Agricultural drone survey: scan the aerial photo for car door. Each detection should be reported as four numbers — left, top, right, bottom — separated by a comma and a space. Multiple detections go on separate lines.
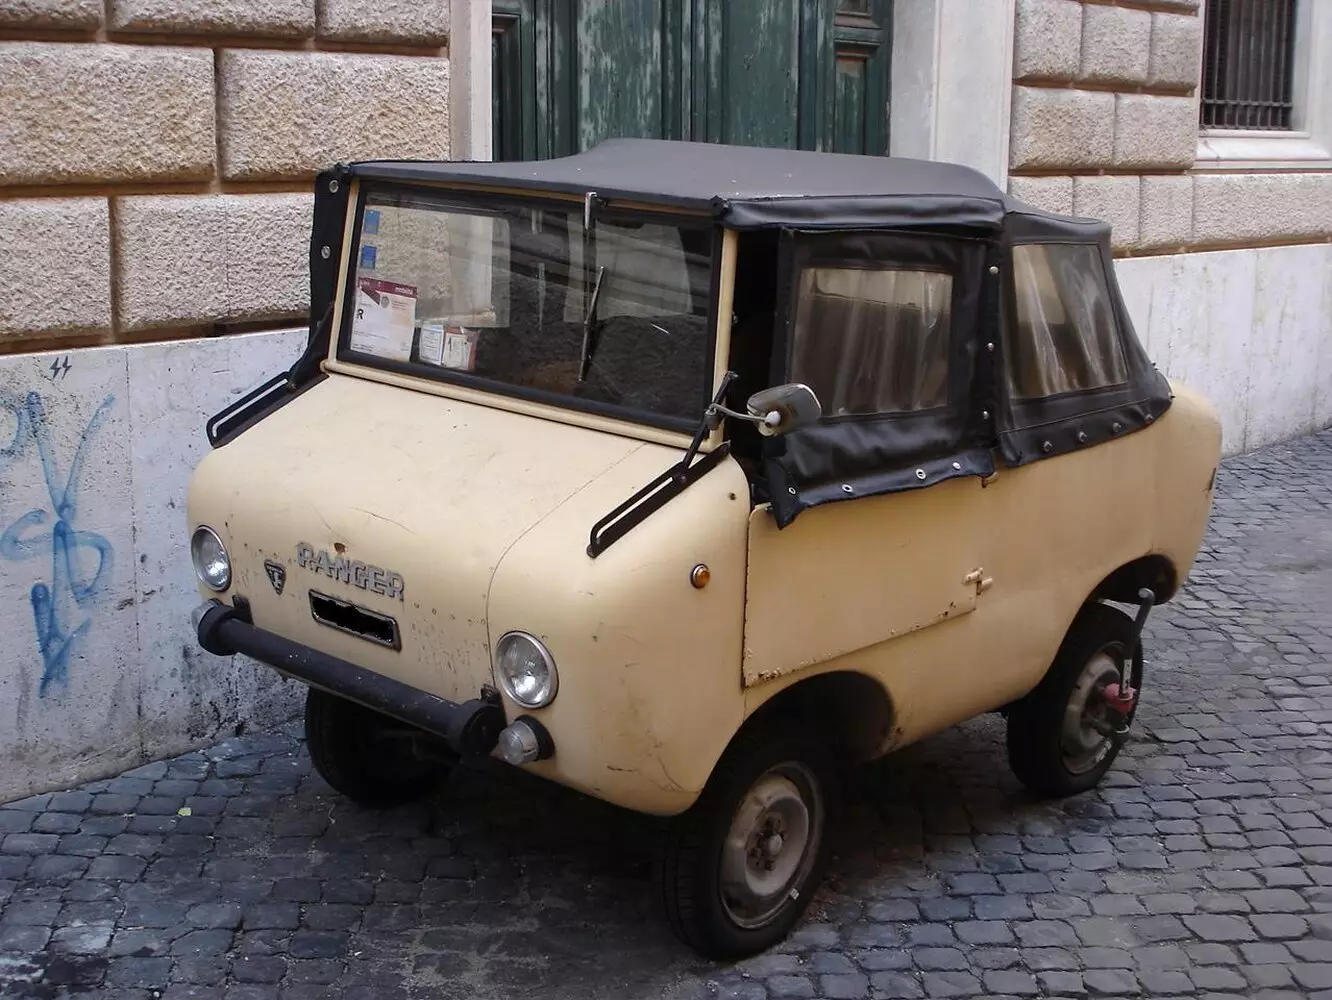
742, 476, 985, 687
741, 233, 994, 695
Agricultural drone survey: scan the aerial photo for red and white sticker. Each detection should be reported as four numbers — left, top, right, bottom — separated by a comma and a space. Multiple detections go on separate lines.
350, 278, 417, 362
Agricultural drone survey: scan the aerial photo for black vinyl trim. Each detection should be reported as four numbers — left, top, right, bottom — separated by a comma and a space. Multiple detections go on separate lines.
762, 228, 991, 528
205, 165, 352, 449
206, 371, 328, 449
718, 194, 1004, 232
972, 244, 1005, 447
993, 234, 1172, 467
775, 447, 996, 512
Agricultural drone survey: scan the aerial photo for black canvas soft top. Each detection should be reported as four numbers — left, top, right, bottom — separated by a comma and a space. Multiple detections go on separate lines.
209, 143, 1166, 535
344, 138, 1099, 235
1002, 197, 1110, 243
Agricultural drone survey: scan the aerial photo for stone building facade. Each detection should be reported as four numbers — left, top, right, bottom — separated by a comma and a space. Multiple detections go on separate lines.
0, 0, 1328, 796
1006, 0, 1332, 456
0, 0, 452, 349
1010, 0, 1331, 255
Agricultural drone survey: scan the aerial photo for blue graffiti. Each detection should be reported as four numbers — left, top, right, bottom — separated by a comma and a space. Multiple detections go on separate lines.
0, 390, 116, 697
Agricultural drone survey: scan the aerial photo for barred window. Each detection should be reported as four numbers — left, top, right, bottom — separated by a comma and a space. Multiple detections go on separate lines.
1201, 0, 1299, 130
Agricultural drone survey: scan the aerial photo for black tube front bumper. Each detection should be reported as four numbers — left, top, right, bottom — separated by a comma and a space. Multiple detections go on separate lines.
193, 599, 504, 758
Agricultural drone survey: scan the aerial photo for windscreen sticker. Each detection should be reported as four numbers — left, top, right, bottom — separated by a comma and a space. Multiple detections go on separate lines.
350, 278, 417, 362
441, 327, 479, 371
418, 321, 478, 371
359, 244, 377, 270
363, 210, 381, 236
418, 321, 445, 366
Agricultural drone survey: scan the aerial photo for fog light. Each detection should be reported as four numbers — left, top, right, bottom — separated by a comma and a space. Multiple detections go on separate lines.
495, 717, 553, 766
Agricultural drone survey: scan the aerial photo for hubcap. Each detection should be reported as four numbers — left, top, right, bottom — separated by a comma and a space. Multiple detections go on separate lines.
1061, 649, 1126, 775
719, 764, 821, 929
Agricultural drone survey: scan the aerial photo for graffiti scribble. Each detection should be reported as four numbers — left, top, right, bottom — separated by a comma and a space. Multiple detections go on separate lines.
0, 391, 116, 697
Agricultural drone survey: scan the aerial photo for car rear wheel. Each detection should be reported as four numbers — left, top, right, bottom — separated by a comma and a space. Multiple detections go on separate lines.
658, 731, 836, 959
1007, 602, 1142, 797
304, 688, 454, 808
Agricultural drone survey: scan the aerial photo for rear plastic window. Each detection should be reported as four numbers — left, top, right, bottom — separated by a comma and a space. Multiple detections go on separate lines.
1006, 244, 1128, 401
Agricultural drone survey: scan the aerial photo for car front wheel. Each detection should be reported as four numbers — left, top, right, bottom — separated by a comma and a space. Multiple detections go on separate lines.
304, 687, 455, 808
658, 732, 836, 959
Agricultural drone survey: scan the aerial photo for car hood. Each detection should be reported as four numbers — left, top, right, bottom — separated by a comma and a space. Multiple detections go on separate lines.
187, 373, 648, 699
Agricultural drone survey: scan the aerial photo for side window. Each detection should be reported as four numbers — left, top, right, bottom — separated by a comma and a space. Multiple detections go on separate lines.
790, 266, 953, 417
1006, 244, 1128, 401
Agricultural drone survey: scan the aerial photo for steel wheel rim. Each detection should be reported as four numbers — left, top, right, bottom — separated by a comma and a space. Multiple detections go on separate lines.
719, 763, 822, 929
1061, 648, 1124, 775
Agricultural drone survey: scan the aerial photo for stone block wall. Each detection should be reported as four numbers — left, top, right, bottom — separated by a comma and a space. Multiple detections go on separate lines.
0, 0, 450, 349
0, 3, 450, 796
1008, 0, 1332, 253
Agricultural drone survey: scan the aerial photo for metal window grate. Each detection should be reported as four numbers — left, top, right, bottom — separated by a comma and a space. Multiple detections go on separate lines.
1201, 0, 1298, 130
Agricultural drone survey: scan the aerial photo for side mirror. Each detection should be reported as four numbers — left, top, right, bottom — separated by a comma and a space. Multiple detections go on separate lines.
746, 383, 822, 437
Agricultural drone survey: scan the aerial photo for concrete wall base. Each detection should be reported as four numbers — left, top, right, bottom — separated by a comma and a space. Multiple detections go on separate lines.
1116, 244, 1332, 457
0, 329, 305, 802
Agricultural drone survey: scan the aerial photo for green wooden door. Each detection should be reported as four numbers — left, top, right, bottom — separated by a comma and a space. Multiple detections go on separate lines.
493, 0, 890, 162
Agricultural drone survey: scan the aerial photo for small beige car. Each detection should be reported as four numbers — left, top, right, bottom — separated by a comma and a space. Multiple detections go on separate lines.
188, 140, 1221, 958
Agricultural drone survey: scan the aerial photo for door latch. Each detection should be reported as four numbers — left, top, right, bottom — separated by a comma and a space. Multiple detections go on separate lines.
963, 568, 994, 595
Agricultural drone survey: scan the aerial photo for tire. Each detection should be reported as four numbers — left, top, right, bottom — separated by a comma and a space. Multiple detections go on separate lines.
658, 731, 837, 959
1007, 602, 1142, 798
304, 687, 454, 808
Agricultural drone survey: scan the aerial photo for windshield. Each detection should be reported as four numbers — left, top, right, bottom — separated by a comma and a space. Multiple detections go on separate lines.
337, 184, 718, 429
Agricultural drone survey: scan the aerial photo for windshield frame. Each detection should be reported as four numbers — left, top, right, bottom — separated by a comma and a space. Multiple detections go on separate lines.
330, 179, 725, 436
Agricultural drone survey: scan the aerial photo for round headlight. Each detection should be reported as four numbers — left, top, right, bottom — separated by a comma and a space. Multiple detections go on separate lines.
493, 631, 558, 709
191, 525, 231, 592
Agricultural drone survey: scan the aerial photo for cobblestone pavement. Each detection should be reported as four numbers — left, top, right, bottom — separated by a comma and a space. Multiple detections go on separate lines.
2, 430, 1332, 1000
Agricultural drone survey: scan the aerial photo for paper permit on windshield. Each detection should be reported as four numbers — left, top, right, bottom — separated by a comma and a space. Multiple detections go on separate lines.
419, 320, 478, 371
351, 278, 417, 362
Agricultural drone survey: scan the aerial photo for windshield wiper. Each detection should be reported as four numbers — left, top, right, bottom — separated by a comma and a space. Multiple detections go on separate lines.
577, 265, 606, 383
586, 373, 736, 558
